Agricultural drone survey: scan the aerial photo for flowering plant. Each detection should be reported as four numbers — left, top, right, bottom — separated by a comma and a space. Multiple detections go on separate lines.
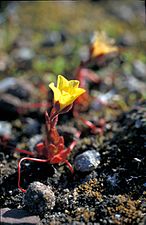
90, 31, 118, 58
18, 75, 85, 192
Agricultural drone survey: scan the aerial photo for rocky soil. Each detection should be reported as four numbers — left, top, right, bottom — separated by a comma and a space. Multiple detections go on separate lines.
0, 1, 146, 224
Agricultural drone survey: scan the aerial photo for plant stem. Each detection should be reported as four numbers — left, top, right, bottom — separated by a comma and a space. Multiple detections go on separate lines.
18, 157, 49, 193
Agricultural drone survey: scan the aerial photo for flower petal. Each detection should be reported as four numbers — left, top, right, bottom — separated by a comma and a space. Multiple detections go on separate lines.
91, 32, 118, 58
59, 93, 74, 110
69, 80, 79, 88
73, 87, 86, 98
57, 75, 69, 90
49, 82, 61, 102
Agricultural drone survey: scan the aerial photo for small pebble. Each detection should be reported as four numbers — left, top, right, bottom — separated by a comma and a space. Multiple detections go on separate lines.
41, 31, 66, 48
135, 119, 143, 129
28, 134, 43, 151
12, 47, 35, 70
115, 213, 121, 219
106, 173, 119, 188
13, 47, 35, 61
0, 121, 12, 137
133, 60, 146, 81
74, 150, 100, 172
24, 181, 55, 215
0, 77, 17, 92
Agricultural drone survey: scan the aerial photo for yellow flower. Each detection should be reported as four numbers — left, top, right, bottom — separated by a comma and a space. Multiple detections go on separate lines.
91, 31, 118, 58
49, 75, 86, 110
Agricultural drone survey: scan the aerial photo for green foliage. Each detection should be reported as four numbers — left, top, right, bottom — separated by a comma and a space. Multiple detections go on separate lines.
51, 56, 66, 74
33, 59, 50, 72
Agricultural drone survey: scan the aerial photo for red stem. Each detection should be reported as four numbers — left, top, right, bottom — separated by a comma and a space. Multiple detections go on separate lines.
75, 131, 81, 139
18, 157, 49, 193
69, 140, 77, 152
68, 131, 81, 151
15, 147, 34, 156
64, 160, 74, 173
0, 141, 34, 156
79, 117, 97, 132
17, 102, 51, 114
23, 102, 51, 109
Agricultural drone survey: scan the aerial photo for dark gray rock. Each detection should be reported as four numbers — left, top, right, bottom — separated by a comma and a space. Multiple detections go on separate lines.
0, 78, 36, 100
23, 118, 41, 137
41, 31, 67, 48
74, 150, 100, 172
11, 79, 36, 99
24, 182, 55, 215
0, 94, 22, 119
7, 85, 30, 100
0, 207, 40, 224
